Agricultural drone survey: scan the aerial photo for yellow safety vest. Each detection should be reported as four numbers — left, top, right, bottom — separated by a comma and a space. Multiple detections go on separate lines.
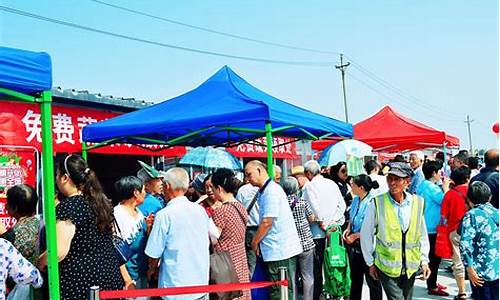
374, 192, 424, 278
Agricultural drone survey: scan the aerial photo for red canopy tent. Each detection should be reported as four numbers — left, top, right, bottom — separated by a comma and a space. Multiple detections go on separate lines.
313, 106, 460, 152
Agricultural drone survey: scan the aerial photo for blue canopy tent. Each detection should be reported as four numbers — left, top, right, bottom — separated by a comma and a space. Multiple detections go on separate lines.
83, 66, 353, 176
0, 46, 60, 299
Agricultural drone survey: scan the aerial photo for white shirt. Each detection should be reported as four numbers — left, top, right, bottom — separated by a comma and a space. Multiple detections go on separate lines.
258, 180, 303, 261
369, 173, 389, 197
303, 175, 346, 238
113, 204, 146, 244
145, 196, 209, 300
236, 183, 260, 227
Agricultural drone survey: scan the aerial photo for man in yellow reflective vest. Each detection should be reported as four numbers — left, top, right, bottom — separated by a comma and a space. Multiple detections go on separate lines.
360, 162, 431, 300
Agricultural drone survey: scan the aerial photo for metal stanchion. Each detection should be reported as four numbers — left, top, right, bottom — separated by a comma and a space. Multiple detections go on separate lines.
88, 286, 100, 300
279, 266, 289, 300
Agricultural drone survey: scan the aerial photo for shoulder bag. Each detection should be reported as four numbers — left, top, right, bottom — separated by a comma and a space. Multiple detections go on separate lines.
112, 219, 133, 266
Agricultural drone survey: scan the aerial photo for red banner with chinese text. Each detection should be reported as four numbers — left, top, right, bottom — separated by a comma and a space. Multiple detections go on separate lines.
0, 100, 299, 159
227, 137, 298, 159
0, 100, 186, 156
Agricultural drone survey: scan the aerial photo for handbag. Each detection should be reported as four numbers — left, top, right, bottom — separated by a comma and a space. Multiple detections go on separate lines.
323, 224, 351, 298
209, 250, 242, 300
435, 220, 453, 259
113, 219, 133, 265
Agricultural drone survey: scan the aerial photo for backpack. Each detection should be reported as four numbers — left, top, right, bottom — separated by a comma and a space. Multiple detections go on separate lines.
323, 224, 351, 298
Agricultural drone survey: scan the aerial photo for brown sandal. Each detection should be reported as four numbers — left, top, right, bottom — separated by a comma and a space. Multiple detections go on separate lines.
453, 293, 467, 299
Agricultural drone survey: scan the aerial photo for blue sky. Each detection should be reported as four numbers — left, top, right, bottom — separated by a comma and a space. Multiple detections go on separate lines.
1, 0, 498, 150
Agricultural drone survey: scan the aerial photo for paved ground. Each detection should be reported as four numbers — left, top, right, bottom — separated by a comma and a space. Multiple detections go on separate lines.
360, 262, 472, 299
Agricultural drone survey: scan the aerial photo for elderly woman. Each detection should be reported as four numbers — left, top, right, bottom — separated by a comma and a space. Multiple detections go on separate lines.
460, 181, 499, 300
114, 176, 152, 297
0, 184, 41, 299
282, 176, 315, 300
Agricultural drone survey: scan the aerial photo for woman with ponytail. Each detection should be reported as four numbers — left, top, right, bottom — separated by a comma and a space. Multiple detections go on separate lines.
211, 169, 250, 300
342, 174, 383, 300
39, 154, 123, 299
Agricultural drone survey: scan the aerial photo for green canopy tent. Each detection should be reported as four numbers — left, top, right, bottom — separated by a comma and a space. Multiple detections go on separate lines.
0, 46, 60, 298
83, 66, 353, 176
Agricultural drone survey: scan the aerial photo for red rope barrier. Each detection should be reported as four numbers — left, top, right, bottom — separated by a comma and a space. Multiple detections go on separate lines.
99, 280, 288, 299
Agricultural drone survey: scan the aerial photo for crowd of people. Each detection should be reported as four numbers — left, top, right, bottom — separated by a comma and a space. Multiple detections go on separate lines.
0, 148, 498, 300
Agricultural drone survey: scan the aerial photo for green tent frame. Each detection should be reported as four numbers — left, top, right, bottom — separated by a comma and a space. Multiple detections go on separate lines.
0, 88, 60, 299
82, 121, 338, 178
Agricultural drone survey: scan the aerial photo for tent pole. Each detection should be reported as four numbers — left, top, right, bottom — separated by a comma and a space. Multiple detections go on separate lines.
265, 122, 275, 179
82, 142, 88, 161
39, 91, 61, 300
443, 142, 448, 176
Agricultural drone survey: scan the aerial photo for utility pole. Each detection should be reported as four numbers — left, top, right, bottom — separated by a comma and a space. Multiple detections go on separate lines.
465, 115, 474, 153
336, 54, 350, 123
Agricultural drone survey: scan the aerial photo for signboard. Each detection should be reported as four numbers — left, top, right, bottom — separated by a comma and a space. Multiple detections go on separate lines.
0, 147, 38, 229
0, 100, 186, 156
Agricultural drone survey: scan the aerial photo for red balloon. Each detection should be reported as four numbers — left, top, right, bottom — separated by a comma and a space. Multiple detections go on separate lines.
493, 122, 499, 134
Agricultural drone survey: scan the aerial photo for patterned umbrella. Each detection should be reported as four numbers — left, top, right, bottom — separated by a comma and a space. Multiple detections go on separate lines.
318, 139, 372, 175
179, 146, 242, 170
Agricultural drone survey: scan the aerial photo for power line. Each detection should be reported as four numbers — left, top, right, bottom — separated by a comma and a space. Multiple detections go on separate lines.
346, 71, 461, 123
344, 54, 464, 119
89, 0, 340, 56
0, 5, 334, 67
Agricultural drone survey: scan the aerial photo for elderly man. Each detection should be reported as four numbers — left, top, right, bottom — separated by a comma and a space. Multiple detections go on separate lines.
471, 149, 499, 208
274, 165, 282, 183
452, 152, 469, 170
137, 160, 165, 217
408, 151, 425, 194
245, 160, 302, 300
302, 160, 346, 300
361, 162, 431, 300
145, 168, 210, 300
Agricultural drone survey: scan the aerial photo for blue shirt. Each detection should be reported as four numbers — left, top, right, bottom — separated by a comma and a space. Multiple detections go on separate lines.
460, 203, 499, 281
138, 193, 164, 217
258, 180, 303, 261
349, 193, 373, 233
416, 180, 444, 234
145, 196, 209, 300
409, 167, 424, 194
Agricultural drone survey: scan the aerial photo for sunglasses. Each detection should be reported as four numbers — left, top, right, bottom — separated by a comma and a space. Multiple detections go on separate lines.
340, 168, 347, 174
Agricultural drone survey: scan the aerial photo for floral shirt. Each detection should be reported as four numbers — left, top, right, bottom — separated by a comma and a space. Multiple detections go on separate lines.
0, 238, 43, 300
459, 203, 499, 281
1, 216, 40, 265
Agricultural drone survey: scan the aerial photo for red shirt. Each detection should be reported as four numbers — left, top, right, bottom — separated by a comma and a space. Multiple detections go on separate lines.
440, 183, 468, 232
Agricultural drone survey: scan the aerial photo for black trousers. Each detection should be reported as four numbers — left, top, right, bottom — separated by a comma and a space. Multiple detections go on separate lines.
427, 233, 441, 289
313, 238, 325, 300
348, 243, 383, 300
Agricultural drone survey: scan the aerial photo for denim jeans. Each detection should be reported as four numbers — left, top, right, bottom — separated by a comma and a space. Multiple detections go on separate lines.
297, 249, 314, 300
